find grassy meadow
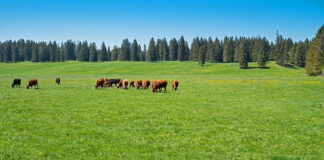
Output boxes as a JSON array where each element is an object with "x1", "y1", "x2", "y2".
[{"x1": 0, "y1": 61, "x2": 323, "y2": 159}]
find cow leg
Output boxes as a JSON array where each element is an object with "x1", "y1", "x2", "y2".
[{"x1": 164, "y1": 87, "x2": 167, "y2": 92}]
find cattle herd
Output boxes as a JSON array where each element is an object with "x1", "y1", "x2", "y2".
[
  {"x1": 95, "y1": 78, "x2": 179, "y2": 93},
  {"x1": 11, "y1": 77, "x2": 179, "y2": 93}
]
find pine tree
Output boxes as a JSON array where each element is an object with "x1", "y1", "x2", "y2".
[
  {"x1": 59, "y1": 43, "x2": 65, "y2": 62},
  {"x1": 11, "y1": 41, "x2": 18, "y2": 63},
  {"x1": 89, "y1": 42, "x2": 97, "y2": 62},
  {"x1": 99, "y1": 42, "x2": 107, "y2": 62},
  {"x1": 31, "y1": 43, "x2": 39, "y2": 62},
  {"x1": 146, "y1": 38, "x2": 156, "y2": 62},
  {"x1": 111, "y1": 45, "x2": 119, "y2": 61},
  {"x1": 256, "y1": 38, "x2": 269, "y2": 68},
  {"x1": 214, "y1": 38, "x2": 222, "y2": 62},
  {"x1": 0, "y1": 42, "x2": 3, "y2": 62},
  {"x1": 119, "y1": 39, "x2": 131, "y2": 61},
  {"x1": 130, "y1": 39, "x2": 138, "y2": 61},
  {"x1": 207, "y1": 37, "x2": 216, "y2": 63},
  {"x1": 185, "y1": 41, "x2": 189, "y2": 60},
  {"x1": 156, "y1": 38, "x2": 161, "y2": 61},
  {"x1": 65, "y1": 40, "x2": 76, "y2": 60},
  {"x1": 233, "y1": 37, "x2": 240, "y2": 62},
  {"x1": 178, "y1": 36, "x2": 186, "y2": 62},
  {"x1": 107, "y1": 46, "x2": 111, "y2": 61},
  {"x1": 294, "y1": 42, "x2": 307, "y2": 67},
  {"x1": 238, "y1": 39, "x2": 248, "y2": 68},
  {"x1": 4, "y1": 41, "x2": 12, "y2": 63},
  {"x1": 306, "y1": 25, "x2": 324, "y2": 76},
  {"x1": 223, "y1": 36, "x2": 234, "y2": 62},
  {"x1": 141, "y1": 45, "x2": 146, "y2": 61},
  {"x1": 190, "y1": 37, "x2": 200, "y2": 61},
  {"x1": 169, "y1": 38, "x2": 178, "y2": 61},
  {"x1": 198, "y1": 39, "x2": 207, "y2": 66},
  {"x1": 160, "y1": 38, "x2": 169, "y2": 61},
  {"x1": 137, "y1": 45, "x2": 142, "y2": 61}
]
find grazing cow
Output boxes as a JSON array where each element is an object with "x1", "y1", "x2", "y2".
[
  {"x1": 108, "y1": 78, "x2": 121, "y2": 86},
  {"x1": 129, "y1": 81, "x2": 135, "y2": 87},
  {"x1": 56, "y1": 78, "x2": 61, "y2": 85},
  {"x1": 172, "y1": 80, "x2": 179, "y2": 91},
  {"x1": 26, "y1": 79, "x2": 38, "y2": 89},
  {"x1": 103, "y1": 78, "x2": 111, "y2": 87},
  {"x1": 117, "y1": 80, "x2": 123, "y2": 89},
  {"x1": 95, "y1": 78, "x2": 105, "y2": 89},
  {"x1": 142, "y1": 80, "x2": 150, "y2": 89},
  {"x1": 11, "y1": 78, "x2": 21, "y2": 88},
  {"x1": 152, "y1": 80, "x2": 168, "y2": 93},
  {"x1": 135, "y1": 80, "x2": 142, "y2": 89},
  {"x1": 122, "y1": 80, "x2": 128, "y2": 89}
]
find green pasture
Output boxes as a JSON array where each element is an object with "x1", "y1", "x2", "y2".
[{"x1": 0, "y1": 61, "x2": 323, "y2": 159}]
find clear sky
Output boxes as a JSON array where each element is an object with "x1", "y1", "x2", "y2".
[{"x1": 0, "y1": 0, "x2": 323, "y2": 47}]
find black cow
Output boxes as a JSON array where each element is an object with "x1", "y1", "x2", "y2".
[
  {"x1": 12, "y1": 78, "x2": 21, "y2": 88},
  {"x1": 56, "y1": 78, "x2": 61, "y2": 85},
  {"x1": 108, "y1": 79, "x2": 121, "y2": 86}
]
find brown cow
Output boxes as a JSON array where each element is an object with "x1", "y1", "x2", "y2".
[
  {"x1": 129, "y1": 81, "x2": 135, "y2": 87},
  {"x1": 142, "y1": 80, "x2": 150, "y2": 89},
  {"x1": 135, "y1": 80, "x2": 142, "y2": 89},
  {"x1": 95, "y1": 78, "x2": 105, "y2": 89},
  {"x1": 26, "y1": 79, "x2": 38, "y2": 89},
  {"x1": 117, "y1": 80, "x2": 123, "y2": 89},
  {"x1": 172, "y1": 80, "x2": 179, "y2": 91},
  {"x1": 152, "y1": 80, "x2": 167, "y2": 93},
  {"x1": 123, "y1": 80, "x2": 128, "y2": 89}
]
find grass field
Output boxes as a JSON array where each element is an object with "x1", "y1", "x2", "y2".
[{"x1": 0, "y1": 61, "x2": 323, "y2": 159}]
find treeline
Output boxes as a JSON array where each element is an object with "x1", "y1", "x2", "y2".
[{"x1": 0, "y1": 26, "x2": 323, "y2": 75}]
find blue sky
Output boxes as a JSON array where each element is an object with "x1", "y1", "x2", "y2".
[{"x1": 0, "y1": 0, "x2": 323, "y2": 47}]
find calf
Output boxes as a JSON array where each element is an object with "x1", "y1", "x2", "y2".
[
  {"x1": 129, "y1": 81, "x2": 135, "y2": 87},
  {"x1": 142, "y1": 80, "x2": 150, "y2": 89},
  {"x1": 56, "y1": 78, "x2": 61, "y2": 85},
  {"x1": 172, "y1": 80, "x2": 179, "y2": 91},
  {"x1": 117, "y1": 80, "x2": 123, "y2": 89},
  {"x1": 11, "y1": 78, "x2": 21, "y2": 88},
  {"x1": 95, "y1": 78, "x2": 105, "y2": 89},
  {"x1": 26, "y1": 79, "x2": 38, "y2": 89},
  {"x1": 135, "y1": 80, "x2": 142, "y2": 89}
]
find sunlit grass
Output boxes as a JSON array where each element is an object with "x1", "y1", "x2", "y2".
[{"x1": 0, "y1": 61, "x2": 323, "y2": 159}]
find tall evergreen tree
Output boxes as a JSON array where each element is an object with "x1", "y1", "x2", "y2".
[
  {"x1": 111, "y1": 46, "x2": 119, "y2": 61},
  {"x1": 130, "y1": 39, "x2": 139, "y2": 61},
  {"x1": 178, "y1": 36, "x2": 186, "y2": 62},
  {"x1": 256, "y1": 38, "x2": 269, "y2": 68},
  {"x1": 65, "y1": 40, "x2": 76, "y2": 60},
  {"x1": 31, "y1": 43, "x2": 39, "y2": 62},
  {"x1": 238, "y1": 39, "x2": 248, "y2": 68},
  {"x1": 119, "y1": 39, "x2": 131, "y2": 61},
  {"x1": 107, "y1": 46, "x2": 111, "y2": 61},
  {"x1": 160, "y1": 38, "x2": 169, "y2": 61},
  {"x1": 99, "y1": 42, "x2": 107, "y2": 62},
  {"x1": 190, "y1": 37, "x2": 200, "y2": 61},
  {"x1": 11, "y1": 41, "x2": 18, "y2": 62},
  {"x1": 169, "y1": 38, "x2": 178, "y2": 61},
  {"x1": 59, "y1": 43, "x2": 65, "y2": 62},
  {"x1": 4, "y1": 41, "x2": 12, "y2": 63},
  {"x1": 207, "y1": 37, "x2": 216, "y2": 63},
  {"x1": 89, "y1": 42, "x2": 97, "y2": 62},
  {"x1": 306, "y1": 25, "x2": 324, "y2": 76},
  {"x1": 141, "y1": 45, "x2": 146, "y2": 61},
  {"x1": 223, "y1": 36, "x2": 234, "y2": 62},
  {"x1": 198, "y1": 39, "x2": 207, "y2": 66},
  {"x1": 146, "y1": 38, "x2": 157, "y2": 62},
  {"x1": 0, "y1": 42, "x2": 3, "y2": 62},
  {"x1": 156, "y1": 38, "x2": 161, "y2": 61},
  {"x1": 214, "y1": 38, "x2": 222, "y2": 62},
  {"x1": 294, "y1": 42, "x2": 307, "y2": 67},
  {"x1": 185, "y1": 41, "x2": 189, "y2": 60}
]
